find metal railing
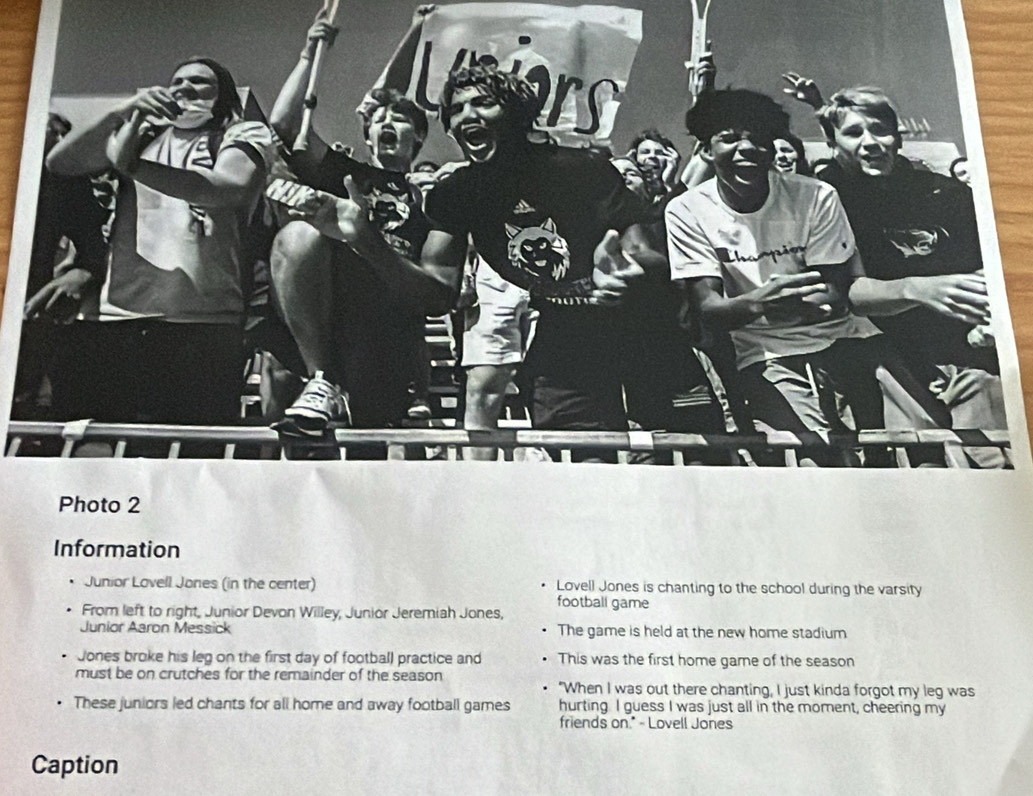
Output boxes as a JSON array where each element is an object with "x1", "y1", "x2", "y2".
[{"x1": 4, "y1": 420, "x2": 1011, "y2": 467}]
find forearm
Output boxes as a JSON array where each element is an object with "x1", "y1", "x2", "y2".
[
  {"x1": 371, "y1": 14, "x2": 425, "y2": 92},
  {"x1": 352, "y1": 233, "x2": 458, "y2": 316},
  {"x1": 270, "y1": 55, "x2": 314, "y2": 144},
  {"x1": 46, "y1": 110, "x2": 126, "y2": 176},
  {"x1": 130, "y1": 159, "x2": 257, "y2": 209},
  {"x1": 698, "y1": 292, "x2": 764, "y2": 330},
  {"x1": 848, "y1": 276, "x2": 921, "y2": 317}
]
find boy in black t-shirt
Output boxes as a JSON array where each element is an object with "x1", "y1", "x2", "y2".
[
  {"x1": 419, "y1": 65, "x2": 664, "y2": 457},
  {"x1": 268, "y1": 11, "x2": 443, "y2": 435},
  {"x1": 306, "y1": 65, "x2": 663, "y2": 458}
]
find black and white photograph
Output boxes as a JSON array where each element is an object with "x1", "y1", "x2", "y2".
[
  {"x1": 2, "y1": 0, "x2": 1013, "y2": 466},
  {"x1": 5, "y1": 5, "x2": 1033, "y2": 793}
]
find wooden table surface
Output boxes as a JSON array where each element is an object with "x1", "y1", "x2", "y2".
[{"x1": 1, "y1": 0, "x2": 1031, "y2": 441}]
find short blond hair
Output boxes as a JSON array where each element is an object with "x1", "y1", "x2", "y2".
[{"x1": 817, "y1": 87, "x2": 901, "y2": 146}]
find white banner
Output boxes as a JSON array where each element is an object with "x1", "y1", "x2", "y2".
[{"x1": 407, "y1": 3, "x2": 643, "y2": 146}]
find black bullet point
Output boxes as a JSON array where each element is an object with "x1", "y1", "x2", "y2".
[
  {"x1": 57, "y1": 700, "x2": 62, "y2": 705},
  {"x1": 66, "y1": 608, "x2": 71, "y2": 613},
  {"x1": 543, "y1": 686, "x2": 548, "y2": 691},
  {"x1": 542, "y1": 657, "x2": 547, "y2": 661},
  {"x1": 541, "y1": 628, "x2": 546, "y2": 632},
  {"x1": 61, "y1": 654, "x2": 67, "y2": 658}
]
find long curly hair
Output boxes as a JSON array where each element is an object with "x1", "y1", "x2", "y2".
[{"x1": 439, "y1": 64, "x2": 541, "y2": 134}]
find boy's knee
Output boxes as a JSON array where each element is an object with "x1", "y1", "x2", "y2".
[{"x1": 270, "y1": 221, "x2": 330, "y2": 279}]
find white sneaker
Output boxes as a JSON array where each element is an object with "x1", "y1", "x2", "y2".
[
  {"x1": 273, "y1": 372, "x2": 350, "y2": 436},
  {"x1": 406, "y1": 397, "x2": 432, "y2": 421}
]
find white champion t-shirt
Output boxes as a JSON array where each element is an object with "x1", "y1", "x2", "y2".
[{"x1": 666, "y1": 171, "x2": 880, "y2": 369}]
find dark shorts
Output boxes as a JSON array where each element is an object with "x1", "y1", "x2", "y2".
[
  {"x1": 739, "y1": 335, "x2": 948, "y2": 466},
  {"x1": 330, "y1": 245, "x2": 424, "y2": 427},
  {"x1": 52, "y1": 319, "x2": 245, "y2": 426},
  {"x1": 528, "y1": 369, "x2": 626, "y2": 464},
  {"x1": 621, "y1": 329, "x2": 724, "y2": 434}
]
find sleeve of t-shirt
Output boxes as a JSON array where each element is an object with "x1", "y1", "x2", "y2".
[
  {"x1": 804, "y1": 183, "x2": 856, "y2": 266},
  {"x1": 423, "y1": 172, "x2": 470, "y2": 237},
  {"x1": 309, "y1": 148, "x2": 360, "y2": 195},
  {"x1": 220, "y1": 122, "x2": 277, "y2": 175},
  {"x1": 665, "y1": 195, "x2": 723, "y2": 281}
]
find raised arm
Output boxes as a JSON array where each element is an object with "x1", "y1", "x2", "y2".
[
  {"x1": 270, "y1": 13, "x2": 339, "y2": 163},
  {"x1": 106, "y1": 114, "x2": 266, "y2": 209},
  {"x1": 368, "y1": 4, "x2": 437, "y2": 95},
  {"x1": 781, "y1": 72, "x2": 825, "y2": 110},
  {"x1": 46, "y1": 88, "x2": 180, "y2": 176}
]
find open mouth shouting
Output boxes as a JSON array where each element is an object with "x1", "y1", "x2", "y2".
[
  {"x1": 457, "y1": 123, "x2": 498, "y2": 163},
  {"x1": 378, "y1": 125, "x2": 399, "y2": 150}
]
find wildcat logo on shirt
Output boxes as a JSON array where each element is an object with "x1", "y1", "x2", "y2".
[
  {"x1": 505, "y1": 217, "x2": 570, "y2": 281},
  {"x1": 884, "y1": 226, "x2": 949, "y2": 258},
  {"x1": 367, "y1": 185, "x2": 412, "y2": 232}
]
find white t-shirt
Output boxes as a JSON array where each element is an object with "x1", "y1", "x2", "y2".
[
  {"x1": 100, "y1": 120, "x2": 275, "y2": 324},
  {"x1": 666, "y1": 171, "x2": 880, "y2": 369}
]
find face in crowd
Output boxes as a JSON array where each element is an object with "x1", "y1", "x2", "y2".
[
  {"x1": 633, "y1": 138, "x2": 667, "y2": 185},
  {"x1": 45, "y1": 113, "x2": 72, "y2": 155},
  {"x1": 446, "y1": 85, "x2": 509, "y2": 164},
  {"x1": 830, "y1": 108, "x2": 899, "y2": 178},
  {"x1": 366, "y1": 105, "x2": 421, "y2": 170},
  {"x1": 773, "y1": 138, "x2": 799, "y2": 173},
  {"x1": 707, "y1": 127, "x2": 774, "y2": 203},
  {"x1": 611, "y1": 157, "x2": 649, "y2": 201},
  {"x1": 168, "y1": 62, "x2": 219, "y2": 129}
]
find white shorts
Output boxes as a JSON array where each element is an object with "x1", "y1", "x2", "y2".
[{"x1": 461, "y1": 261, "x2": 536, "y2": 368}]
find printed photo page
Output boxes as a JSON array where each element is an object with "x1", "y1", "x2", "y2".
[{"x1": 1, "y1": 0, "x2": 1032, "y2": 792}]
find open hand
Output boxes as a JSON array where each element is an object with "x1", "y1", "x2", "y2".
[
  {"x1": 591, "y1": 230, "x2": 645, "y2": 307},
  {"x1": 781, "y1": 72, "x2": 824, "y2": 109},
  {"x1": 936, "y1": 367, "x2": 987, "y2": 407},
  {"x1": 296, "y1": 176, "x2": 372, "y2": 246},
  {"x1": 750, "y1": 271, "x2": 833, "y2": 323},
  {"x1": 24, "y1": 268, "x2": 93, "y2": 323},
  {"x1": 910, "y1": 273, "x2": 989, "y2": 326},
  {"x1": 120, "y1": 86, "x2": 180, "y2": 123},
  {"x1": 105, "y1": 111, "x2": 145, "y2": 174},
  {"x1": 659, "y1": 145, "x2": 682, "y2": 190}
]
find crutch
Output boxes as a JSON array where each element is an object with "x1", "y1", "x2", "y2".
[
  {"x1": 294, "y1": 0, "x2": 342, "y2": 152},
  {"x1": 686, "y1": 0, "x2": 714, "y2": 101}
]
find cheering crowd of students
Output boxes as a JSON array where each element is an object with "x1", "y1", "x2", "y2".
[{"x1": 14, "y1": 5, "x2": 1005, "y2": 466}]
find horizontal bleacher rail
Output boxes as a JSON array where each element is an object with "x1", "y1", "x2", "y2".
[{"x1": 4, "y1": 420, "x2": 1011, "y2": 467}]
